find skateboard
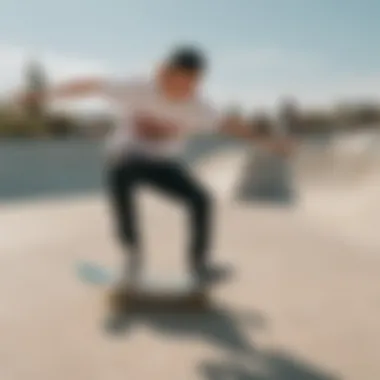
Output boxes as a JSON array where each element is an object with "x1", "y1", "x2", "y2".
[
  {"x1": 108, "y1": 275, "x2": 210, "y2": 313},
  {"x1": 76, "y1": 261, "x2": 210, "y2": 312}
]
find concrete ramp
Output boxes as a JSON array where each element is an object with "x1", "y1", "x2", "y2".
[
  {"x1": 235, "y1": 149, "x2": 295, "y2": 204},
  {"x1": 295, "y1": 131, "x2": 380, "y2": 187},
  {"x1": 297, "y1": 130, "x2": 380, "y2": 252},
  {"x1": 0, "y1": 132, "x2": 380, "y2": 380}
]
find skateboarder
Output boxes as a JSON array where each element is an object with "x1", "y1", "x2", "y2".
[{"x1": 19, "y1": 45, "x2": 291, "y2": 283}]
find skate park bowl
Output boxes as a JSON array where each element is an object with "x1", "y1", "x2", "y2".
[{"x1": 0, "y1": 129, "x2": 380, "y2": 379}]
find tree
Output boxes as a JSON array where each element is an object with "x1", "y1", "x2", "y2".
[
  {"x1": 277, "y1": 96, "x2": 302, "y2": 134},
  {"x1": 301, "y1": 109, "x2": 332, "y2": 133},
  {"x1": 23, "y1": 58, "x2": 49, "y2": 136},
  {"x1": 251, "y1": 111, "x2": 273, "y2": 137}
]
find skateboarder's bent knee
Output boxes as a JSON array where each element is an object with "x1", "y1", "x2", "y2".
[
  {"x1": 186, "y1": 187, "x2": 213, "y2": 269},
  {"x1": 107, "y1": 156, "x2": 212, "y2": 268}
]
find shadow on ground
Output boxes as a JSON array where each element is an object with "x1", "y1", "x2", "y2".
[
  {"x1": 199, "y1": 353, "x2": 340, "y2": 380},
  {"x1": 105, "y1": 304, "x2": 263, "y2": 354},
  {"x1": 104, "y1": 304, "x2": 339, "y2": 380}
]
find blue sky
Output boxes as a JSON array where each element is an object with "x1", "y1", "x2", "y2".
[{"x1": 1, "y1": 0, "x2": 379, "y2": 111}]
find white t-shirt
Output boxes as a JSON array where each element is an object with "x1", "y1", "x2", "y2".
[{"x1": 104, "y1": 77, "x2": 221, "y2": 161}]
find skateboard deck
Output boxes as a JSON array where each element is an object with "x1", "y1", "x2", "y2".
[
  {"x1": 75, "y1": 261, "x2": 210, "y2": 312},
  {"x1": 108, "y1": 275, "x2": 210, "y2": 312}
]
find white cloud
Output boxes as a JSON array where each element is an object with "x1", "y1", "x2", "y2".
[
  {"x1": 208, "y1": 76, "x2": 380, "y2": 113},
  {"x1": 0, "y1": 43, "x2": 379, "y2": 115},
  {"x1": 0, "y1": 44, "x2": 109, "y2": 89},
  {"x1": 207, "y1": 47, "x2": 380, "y2": 112},
  {"x1": 0, "y1": 43, "x2": 151, "y2": 115}
]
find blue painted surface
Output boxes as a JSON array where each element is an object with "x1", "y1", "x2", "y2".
[
  {"x1": 0, "y1": 136, "x2": 242, "y2": 202},
  {"x1": 75, "y1": 261, "x2": 114, "y2": 285}
]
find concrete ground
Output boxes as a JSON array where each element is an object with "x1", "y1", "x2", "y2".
[{"x1": 0, "y1": 134, "x2": 379, "y2": 380}]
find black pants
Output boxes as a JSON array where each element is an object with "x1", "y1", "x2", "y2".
[{"x1": 107, "y1": 155, "x2": 212, "y2": 270}]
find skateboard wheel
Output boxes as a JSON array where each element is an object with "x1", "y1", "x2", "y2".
[{"x1": 189, "y1": 291, "x2": 209, "y2": 309}]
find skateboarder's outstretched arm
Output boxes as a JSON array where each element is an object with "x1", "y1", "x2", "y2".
[
  {"x1": 221, "y1": 115, "x2": 295, "y2": 156},
  {"x1": 15, "y1": 76, "x2": 139, "y2": 105},
  {"x1": 15, "y1": 77, "x2": 182, "y2": 140},
  {"x1": 195, "y1": 104, "x2": 294, "y2": 156}
]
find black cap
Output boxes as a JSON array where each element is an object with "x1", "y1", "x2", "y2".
[{"x1": 166, "y1": 45, "x2": 207, "y2": 72}]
